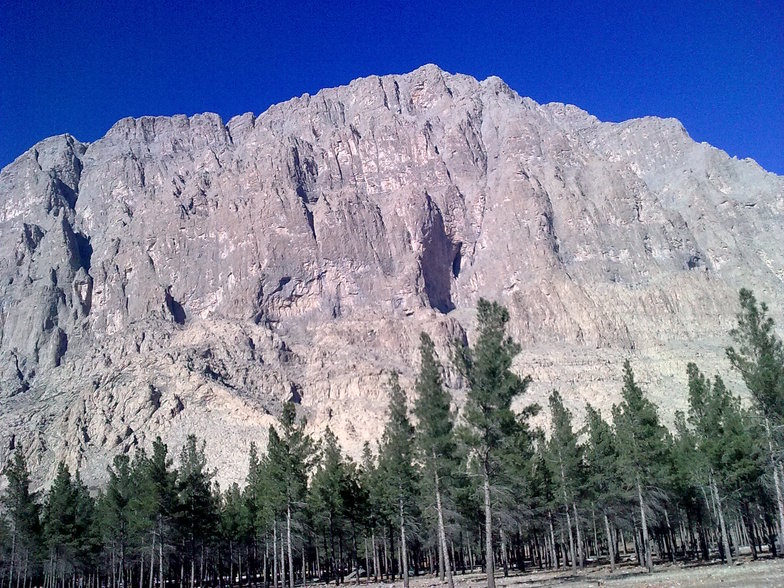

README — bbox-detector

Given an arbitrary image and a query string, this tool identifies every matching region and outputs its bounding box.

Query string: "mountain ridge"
[1,65,782,490]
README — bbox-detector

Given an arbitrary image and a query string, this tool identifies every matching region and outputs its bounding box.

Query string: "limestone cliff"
[1,65,782,488]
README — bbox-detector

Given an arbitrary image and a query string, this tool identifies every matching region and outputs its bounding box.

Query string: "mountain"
[1,64,782,488]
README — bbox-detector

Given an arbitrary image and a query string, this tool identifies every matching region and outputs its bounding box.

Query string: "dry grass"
[355,557,784,588]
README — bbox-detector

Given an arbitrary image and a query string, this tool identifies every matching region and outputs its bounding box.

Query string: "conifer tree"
[146,437,178,588]
[583,405,622,571]
[377,372,417,588]
[612,361,669,571]
[686,363,764,564]
[309,428,349,585]
[726,288,784,540]
[454,299,531,588]
[545,390,584,570]
[267,403,313,588]
[1,445,41,588]
[176,435,216,588]
[100,454,136,585]
[221,483,251,585]
[413,332,456,588]
[42,462,96,580]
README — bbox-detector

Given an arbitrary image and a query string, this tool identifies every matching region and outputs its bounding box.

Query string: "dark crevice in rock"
[74,232,92,271]
[148,384,161,411]
[164,287,186,325]
[52,328,68,367]
[452,246,462,279]
[171,395,184,417]
[289,382,302,404]
[421,194,457,314]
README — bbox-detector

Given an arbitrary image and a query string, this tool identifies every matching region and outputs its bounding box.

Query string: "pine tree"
[726,288,784,540]
[145,437,178,588]
[358,443,382,581]
[454,299,531,588]
[100,454,136,586]
[309,428,349,585]
[175,435,216,588]
[377,372,417,588]
[221,483,251,586]
[545,390,584,570]
[42,462,96,580]
[582,405,621,571]
[413,332,456,588]
[267,403,313,588]
[612,360,669,571]
[686,364,765,564]
[1,445,41,588]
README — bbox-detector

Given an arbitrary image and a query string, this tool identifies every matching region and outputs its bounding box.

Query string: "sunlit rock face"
[1,65,782,488]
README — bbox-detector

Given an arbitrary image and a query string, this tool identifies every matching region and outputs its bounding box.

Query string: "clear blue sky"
[2,0,782,174]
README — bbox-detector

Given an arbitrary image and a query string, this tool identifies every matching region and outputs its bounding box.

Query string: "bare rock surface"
[1,65,782,488]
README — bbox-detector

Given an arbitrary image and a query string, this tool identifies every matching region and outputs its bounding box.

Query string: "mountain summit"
[1,66,782,486]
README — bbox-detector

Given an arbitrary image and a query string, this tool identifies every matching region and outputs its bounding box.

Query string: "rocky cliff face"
[1,65,782,488]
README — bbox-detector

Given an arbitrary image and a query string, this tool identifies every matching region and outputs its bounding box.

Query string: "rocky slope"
[1,65,782,489]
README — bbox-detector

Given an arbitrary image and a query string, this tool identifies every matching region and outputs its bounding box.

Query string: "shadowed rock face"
[1,65,782,488]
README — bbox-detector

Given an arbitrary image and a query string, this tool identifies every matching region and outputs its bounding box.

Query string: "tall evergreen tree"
[100,454,137,586]
[612,360,670,571]
[726,288,784,539]
[377,372,417,588]
[454,299,531,588]
[267,403,313,588]
[175,435,216,588]
[582,405,622,571]
[545,390,584,570]
[413,332,456,588]
[1,445,41,588]
[309,428,349,585]
[42,463,96,580]
[686,363,765,564]
[146,437,178,588]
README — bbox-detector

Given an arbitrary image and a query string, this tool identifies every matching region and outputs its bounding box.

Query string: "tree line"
[2,289,784,588]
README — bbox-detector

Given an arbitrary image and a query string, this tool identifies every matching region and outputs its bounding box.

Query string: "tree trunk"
[372,532,379,583]
[482,464,495,588]
[399,497,409,588]
[149,532,156,588]
[280,528,286,588]
[636,477,653,571]
[287,504,295,588]
[159,525,165,588]
[764,418,784,549]
[547,512,558,569]
[8,529,15,588]
[572,503,584,568]
[603,511,615,573]
[564,507,576,571]
[273,523,278,588]
[433,465,454,588]
[711,475,733,565]
[499,529,508,578]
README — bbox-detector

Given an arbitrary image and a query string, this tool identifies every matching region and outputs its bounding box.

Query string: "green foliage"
[726,288,784,423]
[175,435,217,552]
[456,299,532,473]
[42,462,96,571]
[220,482,251,545]
[545,390,583,504]
[414,332,456,476]
[582,404,622,508]
[1,445,41,554]
[612,360,671,489]
[686,363,764,502]
[377,372,418,517]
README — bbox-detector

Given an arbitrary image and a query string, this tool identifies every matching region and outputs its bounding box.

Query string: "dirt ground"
[360,558,784,587]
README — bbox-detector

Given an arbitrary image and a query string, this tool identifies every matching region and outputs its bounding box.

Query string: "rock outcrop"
[1,65,782,488]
